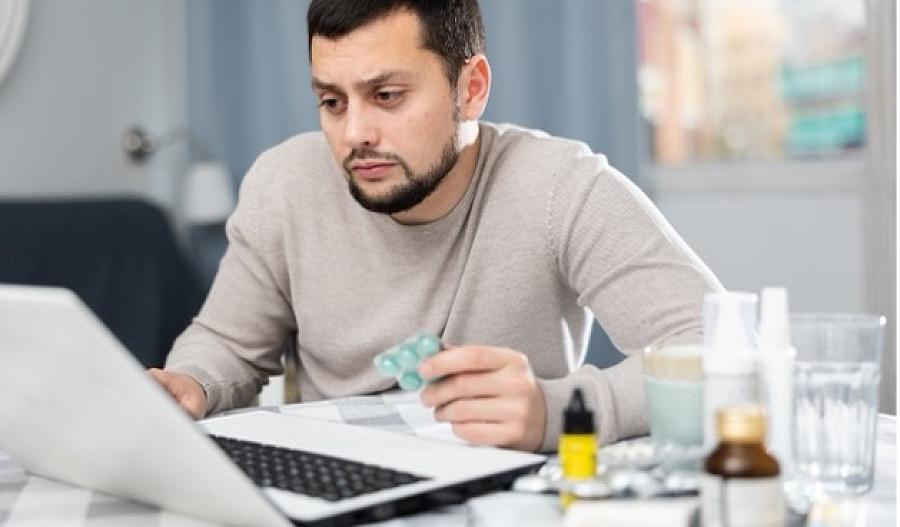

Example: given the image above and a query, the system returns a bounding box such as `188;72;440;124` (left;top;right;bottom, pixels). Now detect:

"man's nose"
343;103;379;150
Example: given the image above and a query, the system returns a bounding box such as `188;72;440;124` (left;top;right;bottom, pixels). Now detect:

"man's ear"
456;54;491;121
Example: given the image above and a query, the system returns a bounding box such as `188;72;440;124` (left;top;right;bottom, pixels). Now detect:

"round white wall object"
0;0;30;86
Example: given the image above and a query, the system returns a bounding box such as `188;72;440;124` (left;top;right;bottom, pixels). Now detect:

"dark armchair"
0;198;205;367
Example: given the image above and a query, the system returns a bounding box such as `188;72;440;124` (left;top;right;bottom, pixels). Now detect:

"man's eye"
319;98;344;112
375;91;403;104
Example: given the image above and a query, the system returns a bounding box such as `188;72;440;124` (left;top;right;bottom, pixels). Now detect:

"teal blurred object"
395;344;420;369
373;354;402;376
781;57;865;102
780;56;867;154
786;106;865;154
398;371;425;391
644;376;704;447
374;334;443;391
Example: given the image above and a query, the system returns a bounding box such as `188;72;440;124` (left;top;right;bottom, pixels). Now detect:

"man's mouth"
351;162;396;180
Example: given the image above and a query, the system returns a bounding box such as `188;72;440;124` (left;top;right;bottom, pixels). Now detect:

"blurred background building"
637;0;866;165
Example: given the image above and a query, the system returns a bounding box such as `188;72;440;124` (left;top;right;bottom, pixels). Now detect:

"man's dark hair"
307;0;485;85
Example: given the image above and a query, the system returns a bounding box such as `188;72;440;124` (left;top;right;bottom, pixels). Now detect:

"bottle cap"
563;388;595;434
716;405;766;442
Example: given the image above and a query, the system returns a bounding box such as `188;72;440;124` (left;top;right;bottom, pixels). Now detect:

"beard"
343;125;460;215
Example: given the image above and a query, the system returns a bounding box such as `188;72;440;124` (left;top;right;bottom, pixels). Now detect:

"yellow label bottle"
558;388;597;509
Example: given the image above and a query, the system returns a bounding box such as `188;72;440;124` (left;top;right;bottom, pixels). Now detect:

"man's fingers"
418;345;514;380
151;369;190;400
433;396;526;424
450;421;520;448
180;395;205;420
148;368;177;396
147;369;205;420
415;345;545;452
420;370;506;408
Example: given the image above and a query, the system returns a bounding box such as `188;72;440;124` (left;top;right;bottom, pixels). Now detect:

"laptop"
0;285;545;526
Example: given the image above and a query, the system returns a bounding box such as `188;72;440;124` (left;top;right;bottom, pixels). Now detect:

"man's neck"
391;122;481;225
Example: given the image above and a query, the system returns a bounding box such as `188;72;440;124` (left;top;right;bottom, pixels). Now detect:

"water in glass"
793;360;880;496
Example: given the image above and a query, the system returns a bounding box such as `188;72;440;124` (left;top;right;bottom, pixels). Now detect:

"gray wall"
657;191;866;312
656;187;899;413
0;0;187;207
186;0;312;188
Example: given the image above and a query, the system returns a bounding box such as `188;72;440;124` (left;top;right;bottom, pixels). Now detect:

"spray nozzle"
759;287;792;350
704;291;758;353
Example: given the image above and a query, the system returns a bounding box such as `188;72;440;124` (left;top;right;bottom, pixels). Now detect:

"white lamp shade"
0;0;30;87
183;161;236;224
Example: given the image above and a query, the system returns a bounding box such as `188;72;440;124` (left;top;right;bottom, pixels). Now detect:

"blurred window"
636;0;867;166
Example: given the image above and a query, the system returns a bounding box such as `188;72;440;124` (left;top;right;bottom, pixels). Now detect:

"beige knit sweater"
166;122;722;452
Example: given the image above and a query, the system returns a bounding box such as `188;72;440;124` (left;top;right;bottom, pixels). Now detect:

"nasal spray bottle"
758;288;796;488
702;292;760;450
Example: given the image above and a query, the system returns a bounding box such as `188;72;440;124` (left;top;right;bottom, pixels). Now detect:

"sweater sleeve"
165;156;297;416
538;144;722;450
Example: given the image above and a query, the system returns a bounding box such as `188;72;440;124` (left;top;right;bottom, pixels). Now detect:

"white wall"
0;0;187;205
656;190;867;312
656;186;898;413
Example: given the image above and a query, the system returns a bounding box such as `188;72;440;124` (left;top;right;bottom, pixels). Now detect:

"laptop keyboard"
210;435;431;502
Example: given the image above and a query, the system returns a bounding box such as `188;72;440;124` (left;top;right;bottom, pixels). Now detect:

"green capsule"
415;334;441;357
398;371;424;391
373;354;402;376
395;343;420;369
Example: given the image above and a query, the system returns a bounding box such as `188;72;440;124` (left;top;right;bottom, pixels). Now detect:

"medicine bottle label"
701;475;785;527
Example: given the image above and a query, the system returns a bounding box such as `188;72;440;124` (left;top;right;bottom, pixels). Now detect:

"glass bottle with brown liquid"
702;405;785;527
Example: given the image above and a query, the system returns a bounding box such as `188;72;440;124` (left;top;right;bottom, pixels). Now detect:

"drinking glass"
790;313;886;498
642;345;704;448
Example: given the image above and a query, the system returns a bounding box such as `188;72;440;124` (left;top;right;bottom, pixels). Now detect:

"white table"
0;400;894;527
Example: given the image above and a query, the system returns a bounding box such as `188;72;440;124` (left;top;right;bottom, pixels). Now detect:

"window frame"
649;156;865;194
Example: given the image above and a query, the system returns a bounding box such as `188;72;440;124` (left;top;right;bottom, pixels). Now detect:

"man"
151;0;721;453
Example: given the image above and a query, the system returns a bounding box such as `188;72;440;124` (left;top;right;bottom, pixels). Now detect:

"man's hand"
418;346;546;452
148;368;207;420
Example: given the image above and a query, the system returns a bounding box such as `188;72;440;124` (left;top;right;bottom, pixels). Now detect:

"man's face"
310;10;462;214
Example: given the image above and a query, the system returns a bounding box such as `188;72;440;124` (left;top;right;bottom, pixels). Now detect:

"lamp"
182;161;235;225
0;0;30;87
122;125;236;224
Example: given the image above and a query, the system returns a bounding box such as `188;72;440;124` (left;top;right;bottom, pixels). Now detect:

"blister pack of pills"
512;440;704;499
373;334;443;390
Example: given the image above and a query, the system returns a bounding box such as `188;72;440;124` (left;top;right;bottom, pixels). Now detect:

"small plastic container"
702;291;761;449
